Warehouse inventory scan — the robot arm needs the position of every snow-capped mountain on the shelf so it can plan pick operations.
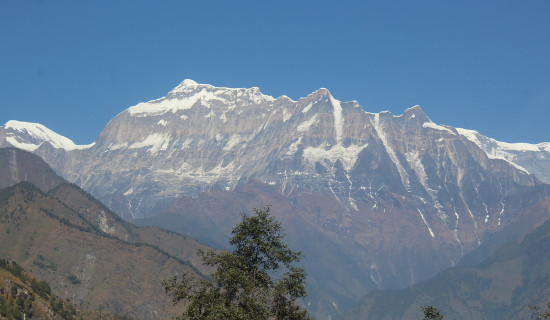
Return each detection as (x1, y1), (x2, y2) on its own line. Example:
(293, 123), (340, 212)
(457, 128), (550, 183)
(1, 120), (94, 151)
(1, 79), (549, 318)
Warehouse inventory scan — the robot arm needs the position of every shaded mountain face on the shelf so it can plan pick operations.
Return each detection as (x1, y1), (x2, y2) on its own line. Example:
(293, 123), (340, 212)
(342, 195), (550, 320)
(0, 149), (213, 319)
(1, 80), (549, 318)
(0, 147), (65, 192)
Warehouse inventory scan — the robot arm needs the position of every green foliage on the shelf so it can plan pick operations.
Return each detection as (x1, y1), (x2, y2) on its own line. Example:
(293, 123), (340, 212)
(30, 278), (51, 298)
(421, 305), (444, 320)
(67, 274), (82, 285)
(0, 259), (27, 283)
(530, 302), (550, 320)
(163, 206), (310, 320)
(50, 295), (77, 319)
(0, 257), (79, 319)
(0, 283), (31, 319)
(33, 254), (58, 271)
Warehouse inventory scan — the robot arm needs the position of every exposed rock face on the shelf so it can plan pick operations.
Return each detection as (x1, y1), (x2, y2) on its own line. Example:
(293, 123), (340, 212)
(342, 195), (550, 320)
(1, 80), (549, 318)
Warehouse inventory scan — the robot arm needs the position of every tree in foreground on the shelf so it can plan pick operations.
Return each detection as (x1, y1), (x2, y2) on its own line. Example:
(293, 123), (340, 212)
(421, 305), (444, 320)
(530, 302), (550, 320)
(163, 206), (310, 320)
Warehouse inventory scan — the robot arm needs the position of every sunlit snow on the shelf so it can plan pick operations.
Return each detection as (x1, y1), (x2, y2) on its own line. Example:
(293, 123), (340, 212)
(3, 120), (94, 151)
(456, 128), (549, 173)
(303, 143), (368, 172)
(128, 79), (275, 116)
(422, 122), (455, 134)
(129, 133), (171, 154)
(297, 115), (318, 132)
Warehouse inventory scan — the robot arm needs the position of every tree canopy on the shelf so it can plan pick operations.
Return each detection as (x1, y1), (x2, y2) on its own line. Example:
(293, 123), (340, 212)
(421, 305), (444, 320)
(163, 206), (310, 320)
(530, 302), (550, 320)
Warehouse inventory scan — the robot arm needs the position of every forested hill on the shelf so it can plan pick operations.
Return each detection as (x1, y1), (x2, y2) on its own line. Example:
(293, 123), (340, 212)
(0, 258), (129, 319)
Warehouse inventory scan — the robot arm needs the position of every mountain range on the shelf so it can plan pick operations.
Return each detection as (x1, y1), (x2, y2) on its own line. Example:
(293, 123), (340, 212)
(1, 80), (549, 318)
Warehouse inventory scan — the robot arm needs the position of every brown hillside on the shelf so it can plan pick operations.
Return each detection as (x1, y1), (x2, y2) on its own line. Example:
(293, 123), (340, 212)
(0, 183), (201, 319)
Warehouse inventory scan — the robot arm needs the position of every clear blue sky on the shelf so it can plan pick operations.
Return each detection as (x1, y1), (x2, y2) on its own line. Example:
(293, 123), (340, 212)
(1, 1), (549, 144)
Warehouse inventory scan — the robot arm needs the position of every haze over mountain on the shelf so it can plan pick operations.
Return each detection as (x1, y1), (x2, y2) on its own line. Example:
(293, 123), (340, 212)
(343, 195), (550, 320)
(0, 147), (212, 319)
(1, 80), (549, 318)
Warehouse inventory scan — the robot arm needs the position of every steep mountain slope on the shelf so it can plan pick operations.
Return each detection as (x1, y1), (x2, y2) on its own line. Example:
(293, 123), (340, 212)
(342, 195), (550, 320)
(1, 80), (549, 318)
(458, 192), (550, 268)
(0, 148), (215, 319)
(0, 182), (199, 319)
(0, 258), (125, 320)
(0, 147), (211, 269)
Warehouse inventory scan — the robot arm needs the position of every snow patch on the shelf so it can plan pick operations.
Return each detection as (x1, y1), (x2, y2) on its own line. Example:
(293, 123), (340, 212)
(286, 137), (303, 156)
(108, 142), (129, 151)
(329, 95), (343, 143)
(219, 112), (227, 123)
(423, 122), (454, 134)
(297, 114), (318, 132)
(303, 143), (368, 172)
(129, 133), (171, 154)
(204, 110), (215, 119)
(282, 108), (292, 122)
(417, 209), (435, 238)
(224, 134), (242, 151)
(302, 103), (313, 113)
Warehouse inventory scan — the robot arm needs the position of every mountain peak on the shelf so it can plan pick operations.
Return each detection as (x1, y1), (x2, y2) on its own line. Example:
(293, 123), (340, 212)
(402, 104), (424, 115)
(401, 105), (430, 122)
(4, 120), (43, 131)
(127, 79), (276, 116)
(302, 88), (334, 103)
(168, 78), (204, 95)
(314, 87), (332, 97)
(181, 79), (198, 87)
(1, 120), (93, 151)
